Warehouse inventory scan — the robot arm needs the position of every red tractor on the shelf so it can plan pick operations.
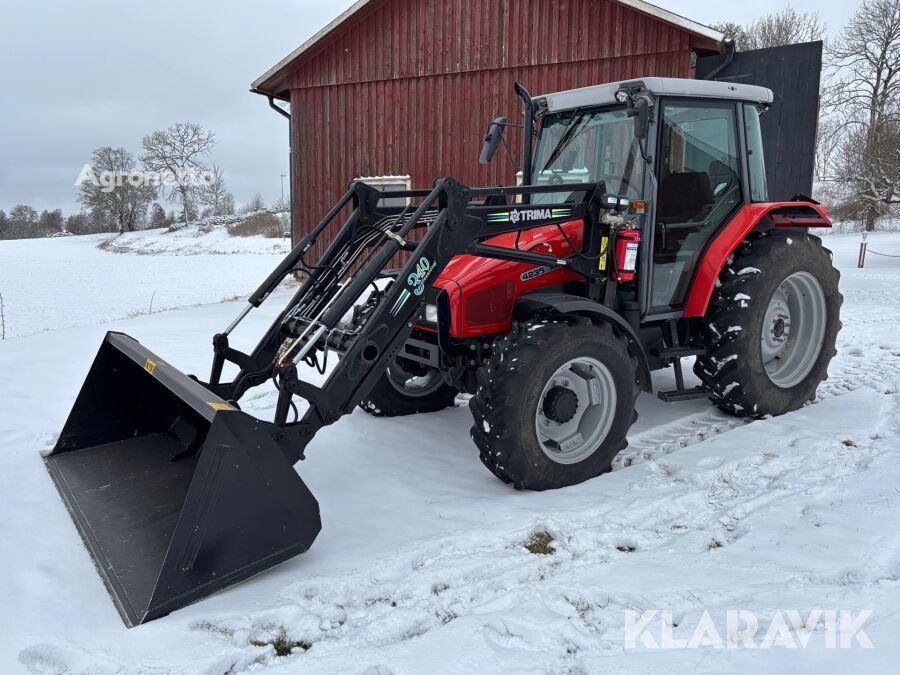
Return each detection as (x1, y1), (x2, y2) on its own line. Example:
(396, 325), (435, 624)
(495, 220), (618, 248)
(46, 77), (841, 625)
(359, 77), (841, 489)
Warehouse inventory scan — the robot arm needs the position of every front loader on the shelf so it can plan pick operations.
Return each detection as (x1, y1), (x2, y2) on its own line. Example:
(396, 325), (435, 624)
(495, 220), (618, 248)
(46, 77), (841, 626)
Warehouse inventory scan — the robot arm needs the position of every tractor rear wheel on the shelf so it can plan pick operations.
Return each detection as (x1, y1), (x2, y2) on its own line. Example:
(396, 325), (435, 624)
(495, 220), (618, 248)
(359, 357), (458, 417)
(694, 230), (842, 418)
(470, 316), (640, 490)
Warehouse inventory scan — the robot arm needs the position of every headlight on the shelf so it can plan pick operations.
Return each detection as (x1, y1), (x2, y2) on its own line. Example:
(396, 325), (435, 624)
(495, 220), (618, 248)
(424, 303), (439, 323)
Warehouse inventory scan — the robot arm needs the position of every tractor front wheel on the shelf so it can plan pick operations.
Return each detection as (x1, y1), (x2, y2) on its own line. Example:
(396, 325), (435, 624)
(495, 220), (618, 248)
(470, 316), (640, 490)
(359, 357), (458, 417)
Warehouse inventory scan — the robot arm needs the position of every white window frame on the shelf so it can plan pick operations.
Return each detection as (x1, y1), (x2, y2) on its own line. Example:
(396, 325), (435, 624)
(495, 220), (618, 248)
(356, 175), (412, 206)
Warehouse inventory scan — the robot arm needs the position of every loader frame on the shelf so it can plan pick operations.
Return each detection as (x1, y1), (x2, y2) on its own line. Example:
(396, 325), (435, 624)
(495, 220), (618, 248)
(203, 178), (633, 465)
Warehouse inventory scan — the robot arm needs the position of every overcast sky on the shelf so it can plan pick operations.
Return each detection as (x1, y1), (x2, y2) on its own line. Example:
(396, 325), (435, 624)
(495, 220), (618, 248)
(0, 0), (856, 216)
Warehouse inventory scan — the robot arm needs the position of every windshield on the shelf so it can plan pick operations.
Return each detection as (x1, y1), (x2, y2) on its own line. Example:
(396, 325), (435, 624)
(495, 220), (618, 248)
(531, 106), (644, 204)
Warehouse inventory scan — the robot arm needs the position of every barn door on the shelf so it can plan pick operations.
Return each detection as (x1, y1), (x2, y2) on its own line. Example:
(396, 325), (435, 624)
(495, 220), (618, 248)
(696, 41), (822, 202)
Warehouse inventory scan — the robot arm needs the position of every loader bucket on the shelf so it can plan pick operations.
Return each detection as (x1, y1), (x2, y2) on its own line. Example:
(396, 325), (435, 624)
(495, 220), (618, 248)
(44, 332), (321, 627)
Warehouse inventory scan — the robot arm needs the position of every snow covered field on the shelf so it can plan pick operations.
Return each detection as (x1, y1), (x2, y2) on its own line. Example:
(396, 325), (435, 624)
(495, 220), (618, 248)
(0, 230), (288, 339)
(2, 231), (900, 673)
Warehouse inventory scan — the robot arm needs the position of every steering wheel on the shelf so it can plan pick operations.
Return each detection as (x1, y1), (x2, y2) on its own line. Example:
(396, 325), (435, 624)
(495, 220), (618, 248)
(547, 171), (565, 185)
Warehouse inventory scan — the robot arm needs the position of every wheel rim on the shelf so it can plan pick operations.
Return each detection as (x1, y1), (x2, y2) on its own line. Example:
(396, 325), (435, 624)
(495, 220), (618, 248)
(386, 359), (445, 398)
(760, 271), (827, 388)
(534, 356), (617, 464)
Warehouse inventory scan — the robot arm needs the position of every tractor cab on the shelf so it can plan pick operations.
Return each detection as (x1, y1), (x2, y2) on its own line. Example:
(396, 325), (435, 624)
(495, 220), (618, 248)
(527, 78), (774, 314)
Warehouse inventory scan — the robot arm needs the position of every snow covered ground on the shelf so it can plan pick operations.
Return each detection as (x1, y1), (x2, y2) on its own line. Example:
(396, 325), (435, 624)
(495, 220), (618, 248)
(0, 230), (289, 339)
(2, 231), (900, 673)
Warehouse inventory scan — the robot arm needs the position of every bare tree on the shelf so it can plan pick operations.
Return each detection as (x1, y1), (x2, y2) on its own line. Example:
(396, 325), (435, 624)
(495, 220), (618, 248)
(64, 213), (89, 235)
(825, 0), (900, 229)
(39, 209), (63, 235)
(5, 204), (38, 239)
(815, 114), (845, 181)
(241, 192), (265, 214)
(833, 118), (900, 221)
(198, 165), (233, 216)
(221, 192), (235, 215)
(711, 7), (825, 51)
(141, 122), (215, 229)
(78, 147), (156, 234)
(709, 21), (746, 47)
(9, 204), (37, 224)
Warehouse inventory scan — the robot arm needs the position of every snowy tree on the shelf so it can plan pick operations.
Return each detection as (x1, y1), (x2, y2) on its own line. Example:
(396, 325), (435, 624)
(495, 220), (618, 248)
(0, 210), (8, 239)
(141, 122), (215, 229)
(78, 147), (156, 234)
(824, 0), (900, 229)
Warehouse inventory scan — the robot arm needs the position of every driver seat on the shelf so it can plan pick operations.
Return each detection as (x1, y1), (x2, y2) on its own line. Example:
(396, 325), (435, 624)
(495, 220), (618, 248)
(656, 171), (713, 225)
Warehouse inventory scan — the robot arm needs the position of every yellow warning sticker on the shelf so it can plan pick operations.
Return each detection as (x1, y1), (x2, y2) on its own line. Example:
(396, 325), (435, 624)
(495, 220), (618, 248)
(598, 236), (609, 271)
(144, 358), (157, 374)
(207, 402), (237, 412)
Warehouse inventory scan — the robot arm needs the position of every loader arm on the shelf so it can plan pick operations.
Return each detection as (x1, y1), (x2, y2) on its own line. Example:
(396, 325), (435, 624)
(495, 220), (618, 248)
(208, 177), (612, 464)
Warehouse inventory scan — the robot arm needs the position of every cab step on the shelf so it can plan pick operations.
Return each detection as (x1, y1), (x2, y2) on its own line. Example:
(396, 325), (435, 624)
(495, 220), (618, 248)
(650, 345), (707, 360)
(657, 386), (710, 402)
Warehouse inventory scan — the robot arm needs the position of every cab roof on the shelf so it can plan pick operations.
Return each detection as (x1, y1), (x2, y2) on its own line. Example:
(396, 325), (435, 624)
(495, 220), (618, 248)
(536, 77), (774, 113)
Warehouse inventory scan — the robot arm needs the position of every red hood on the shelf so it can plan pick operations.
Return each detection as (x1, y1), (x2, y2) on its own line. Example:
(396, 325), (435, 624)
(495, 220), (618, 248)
(432, 219), (586, 337)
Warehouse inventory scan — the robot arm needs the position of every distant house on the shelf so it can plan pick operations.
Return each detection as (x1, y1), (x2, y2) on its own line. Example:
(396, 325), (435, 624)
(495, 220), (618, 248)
(251, 0), (722, 249)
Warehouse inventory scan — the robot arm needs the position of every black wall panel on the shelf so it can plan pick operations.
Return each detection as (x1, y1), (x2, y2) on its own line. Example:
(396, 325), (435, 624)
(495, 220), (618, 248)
(698, 41), (822, 201)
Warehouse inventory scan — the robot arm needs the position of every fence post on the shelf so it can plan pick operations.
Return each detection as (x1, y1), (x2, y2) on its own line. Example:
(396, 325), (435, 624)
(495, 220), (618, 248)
(858, 232), (868, 269)
(0, 292), (5, 340)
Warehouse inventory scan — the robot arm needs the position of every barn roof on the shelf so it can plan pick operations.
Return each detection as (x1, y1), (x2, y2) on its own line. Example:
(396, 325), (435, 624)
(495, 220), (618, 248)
(252, 0), (723, 97)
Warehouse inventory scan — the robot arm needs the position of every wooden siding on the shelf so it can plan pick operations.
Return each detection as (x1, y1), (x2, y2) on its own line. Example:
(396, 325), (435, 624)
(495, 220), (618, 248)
(284, 0), (696, 253)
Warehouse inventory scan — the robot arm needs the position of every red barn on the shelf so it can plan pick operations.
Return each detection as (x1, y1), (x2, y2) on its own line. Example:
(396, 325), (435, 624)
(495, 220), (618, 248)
(251, 0), (722, 249)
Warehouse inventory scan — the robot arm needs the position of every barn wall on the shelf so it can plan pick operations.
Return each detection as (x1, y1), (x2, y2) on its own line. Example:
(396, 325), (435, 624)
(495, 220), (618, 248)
(287, 0), (696, 252)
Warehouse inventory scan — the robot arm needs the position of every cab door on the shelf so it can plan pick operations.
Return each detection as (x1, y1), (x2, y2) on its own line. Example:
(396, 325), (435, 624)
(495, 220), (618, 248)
(648, 100), (744, 311)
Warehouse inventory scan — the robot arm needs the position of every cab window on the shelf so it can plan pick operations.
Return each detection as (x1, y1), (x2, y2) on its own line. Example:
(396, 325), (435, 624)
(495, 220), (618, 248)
(531, 107), (645, 204)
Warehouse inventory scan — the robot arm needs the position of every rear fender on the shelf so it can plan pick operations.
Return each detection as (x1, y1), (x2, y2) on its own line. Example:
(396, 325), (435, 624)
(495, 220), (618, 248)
(683, 201), (831, 318)
(515, 292), (652, 392)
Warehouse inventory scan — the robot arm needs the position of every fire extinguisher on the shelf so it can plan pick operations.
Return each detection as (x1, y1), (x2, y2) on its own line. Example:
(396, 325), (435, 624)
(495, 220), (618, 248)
(613, 227), (640, 282)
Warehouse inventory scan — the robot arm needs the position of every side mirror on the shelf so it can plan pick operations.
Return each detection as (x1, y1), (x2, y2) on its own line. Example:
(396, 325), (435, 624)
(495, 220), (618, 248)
(632, 96), (650, 141)
(479, 116), (508, 164)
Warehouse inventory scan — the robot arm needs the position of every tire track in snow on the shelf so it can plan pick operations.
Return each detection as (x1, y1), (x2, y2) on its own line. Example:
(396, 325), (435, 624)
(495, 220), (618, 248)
(175, 387), (900, 674)
(179, 293), (900, 672)
(614, 408), (749, 472)
(615, 290), (900, 474)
